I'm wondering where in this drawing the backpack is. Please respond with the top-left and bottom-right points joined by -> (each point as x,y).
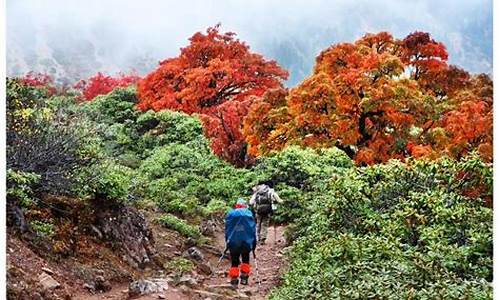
225,208 -> 256,250
255,187 -> 272,216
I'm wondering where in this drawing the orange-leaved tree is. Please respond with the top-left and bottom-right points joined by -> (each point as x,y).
137,24 -> 288,166
244,31 -> 492,164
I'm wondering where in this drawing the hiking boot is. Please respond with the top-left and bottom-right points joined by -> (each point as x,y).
230,278 -> 239,288
240,274 -> 249,285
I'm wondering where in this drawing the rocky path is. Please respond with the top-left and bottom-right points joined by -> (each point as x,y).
206,225 -> 287,299
74,224 -> 287,300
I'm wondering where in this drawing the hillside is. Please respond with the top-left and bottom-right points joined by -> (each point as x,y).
6,25 -> 493,300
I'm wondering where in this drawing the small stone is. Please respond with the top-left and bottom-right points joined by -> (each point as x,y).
83,283 -> 94,291
186,247 -> 204,261
95,275 -> 111,292
42,267 -> 54,275
158,295 -> 166,299
178,275 -> 197,287
184,237 -> 197,248
179,285 -> 190,293
38,273 -> 60,290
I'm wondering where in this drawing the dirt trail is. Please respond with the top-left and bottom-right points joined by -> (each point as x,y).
74,224 -> 287,300
206,225 -> 287,299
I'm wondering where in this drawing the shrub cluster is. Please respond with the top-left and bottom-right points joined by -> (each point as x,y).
270,154 -> 492,299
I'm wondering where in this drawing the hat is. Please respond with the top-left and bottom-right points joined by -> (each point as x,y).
235,198 -> 248,208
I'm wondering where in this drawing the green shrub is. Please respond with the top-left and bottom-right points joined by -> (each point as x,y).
155,214 -> 201,239
271,156 -> 492,299
136,144 -> 253,215
7,169 -> 40,207
137,110 -> 205,147
77,160 -> 133,202
253,146 -> 353,189
163,257 -> 194,276
30,220 -> 55,238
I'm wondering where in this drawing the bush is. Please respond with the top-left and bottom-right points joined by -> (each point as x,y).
163,257 -> 194,276
253,146 -> 353,189
6,79 -> 96,195
250,146 -> 353,224
30,220 -> 55,238
77,160 -> 133,202
7,169 -> 40,208
155,214 -> 201,239
271,156 -> 492,299
135,143 -> 254,215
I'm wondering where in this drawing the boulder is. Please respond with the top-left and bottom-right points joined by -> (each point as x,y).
128,279 -> 168,297
94,205 -> 156,269
38,273 -> 60,290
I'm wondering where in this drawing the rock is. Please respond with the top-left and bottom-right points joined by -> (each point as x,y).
178,275 -> 197,287
196,261 -> 212,275
186,247 -> 204,261
95,275 -> 111,292
158,294 -> 166,299
199,219 -> 217,236
95,206 -> 155,269
90,225 -> 103,239
184,237 -> 197,248
42,267 -> 54,275
178,285 -> 190,293
83,283 -> 95,292
38,273 -> 60,290
128,279 -> 168,297
7,202 -> 29,233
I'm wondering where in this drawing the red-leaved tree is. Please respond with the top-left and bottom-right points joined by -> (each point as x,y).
19,72 -> 57,95
137,25 -> 288,166
74,72 -> 141,102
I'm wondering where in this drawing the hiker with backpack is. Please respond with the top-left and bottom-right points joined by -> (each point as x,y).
249,183 -> 283,245
224,198 -> 257,288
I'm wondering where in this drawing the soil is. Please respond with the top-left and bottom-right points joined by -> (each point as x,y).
7,203 -> 287,300
73,224 -> 287,300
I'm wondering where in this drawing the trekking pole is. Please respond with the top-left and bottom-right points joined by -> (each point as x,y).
252,249 -> 261,292
215,246 -> 228,269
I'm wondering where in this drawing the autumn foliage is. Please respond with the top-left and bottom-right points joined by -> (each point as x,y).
137,25 -> 288,166
75,72 -> 141,102
19,72 -> 57,95
244,31 -> 492,165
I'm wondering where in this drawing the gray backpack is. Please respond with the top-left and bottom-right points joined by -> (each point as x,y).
255,188 -> 272,215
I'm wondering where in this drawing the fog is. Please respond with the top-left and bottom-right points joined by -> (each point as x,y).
7,0 -> 492,85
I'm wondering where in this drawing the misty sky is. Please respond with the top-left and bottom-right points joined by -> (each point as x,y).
7,0 -> 493,85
